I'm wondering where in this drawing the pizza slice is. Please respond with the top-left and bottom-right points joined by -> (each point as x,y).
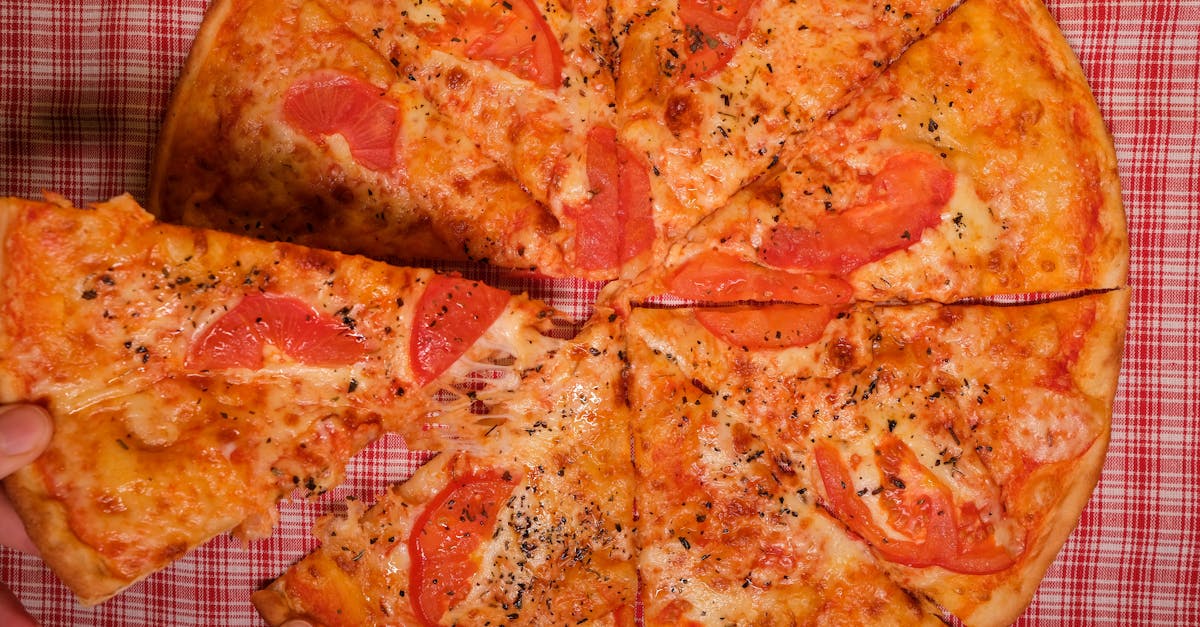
310,0 -> 659,277
625,289 -> 1127,625
312,0 -> 613,203
627,310 -> 942,625
631,0 -> 1127,306
252,314 -> 636,626
611,0 -> 959,230
151,0 -> 574,275
0,194 -> 563,604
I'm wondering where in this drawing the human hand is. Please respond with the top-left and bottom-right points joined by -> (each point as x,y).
0,405 -> 54,626
0,406 -> 309,626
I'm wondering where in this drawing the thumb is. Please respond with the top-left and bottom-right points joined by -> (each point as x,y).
0,406 -> 52,478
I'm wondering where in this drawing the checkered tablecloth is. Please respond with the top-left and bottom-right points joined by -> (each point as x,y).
0,1 -> 1196,625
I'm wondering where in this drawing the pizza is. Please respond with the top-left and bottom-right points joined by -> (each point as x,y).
0,0 -> 1130,623
0,194 -> 566,604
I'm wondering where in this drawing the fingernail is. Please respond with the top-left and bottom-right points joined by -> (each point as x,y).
0,406 -> 51,456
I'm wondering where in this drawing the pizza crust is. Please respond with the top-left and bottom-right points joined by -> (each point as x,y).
147,0 -> 230,214
4,471 -> 136,605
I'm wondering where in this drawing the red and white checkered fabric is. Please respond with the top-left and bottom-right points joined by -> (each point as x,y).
0,1 -> 1196,624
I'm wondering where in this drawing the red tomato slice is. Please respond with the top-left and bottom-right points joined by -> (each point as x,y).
815,436 -> 1017,574
283,71 -> 399,172
423,0 -> 563,89
679,0 -> 761,78
695,304 -> 839,350
570,126 -> 656,271
186,293 -> 366,370
409,471 -> 520,626
617,142 -> 655,264
668,252 -> 853,304
815,442 -> 925,557
760,152 -> 956,274
410,275 -> 511,386
573,126 -> 622,270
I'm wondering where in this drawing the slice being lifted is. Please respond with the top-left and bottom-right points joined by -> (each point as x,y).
625,290 -> 1127,626
0,195 -> 563,604
636,0 -> 1127,305
253,316 -> 636,626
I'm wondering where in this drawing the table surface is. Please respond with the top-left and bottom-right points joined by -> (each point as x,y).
1,1 -> 1197,625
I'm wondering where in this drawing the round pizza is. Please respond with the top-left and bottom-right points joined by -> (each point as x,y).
0,0 -> 1128,624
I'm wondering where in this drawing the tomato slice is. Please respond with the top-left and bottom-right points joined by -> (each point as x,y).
760,152 -> 956,274
695,304 -> 839,350
679,0 -> 761,78
668,252 -> 853,304
186,293 -> 366,370
421,0 -> 563,89
569,126 -> 656,271
573,126 -> 622,270
410,275 -> 511,386
617,141 -> 655,264
283,71 -> 399,172
815,436 -> 1017,574
409,471 -> 520,626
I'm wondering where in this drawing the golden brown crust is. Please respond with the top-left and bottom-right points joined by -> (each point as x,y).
147,0 -> 230,215
3,471 -> 133,605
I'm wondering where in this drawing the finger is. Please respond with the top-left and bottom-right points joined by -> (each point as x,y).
0,487 -> 36,554
0,584 -> 36,627
0,406 -> 52,478
281,620 -> 313,627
